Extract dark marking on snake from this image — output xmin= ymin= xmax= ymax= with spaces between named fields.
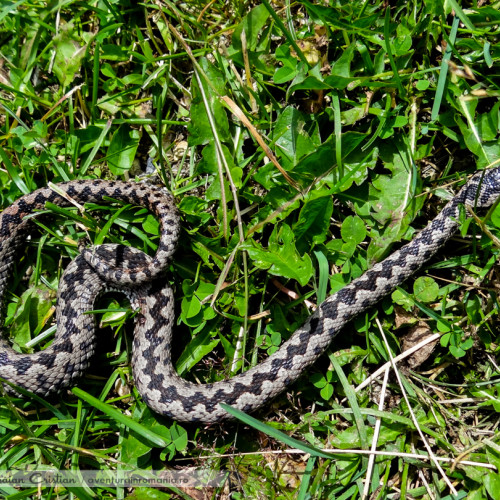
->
xmin=0 ymin=170 xmax=499 ymax=422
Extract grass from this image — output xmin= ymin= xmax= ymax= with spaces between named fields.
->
xmin=1 ymin=0 xmax=500 ymax=498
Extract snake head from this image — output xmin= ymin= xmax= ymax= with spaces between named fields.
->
xmin=465 ymin=167 xmax=500 ymax=208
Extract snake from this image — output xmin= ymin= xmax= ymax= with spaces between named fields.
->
xmin=0 ymin=169 xmax=499 ymax=423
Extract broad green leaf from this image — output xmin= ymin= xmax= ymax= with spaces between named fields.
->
xmin=142 ymin=214 xmax=160 ymax=235
xmin=369 ymin=167 xmax=411 ymax=225
xmin=273 ymin=107 xmax=320 ymax=169
xmin=391 ymin=24 xmax=412 ymax=56
xmin=100 ymin=44 xmax=130 ymax=61
xmin=72 ymin=126 xmax=106 ymax=154
xmin=106 ymin=124 xmax=140 ymax=174
xmin=121 ymin=428 xmax=154 ymax=464
xmin=53 ymin=24 xmax=88 ymax=87
xmin=181 ymin=294 xmax=202 ymax=321
xmin=365 ymin=145 xmax=422 ymax=263
xmin=413 ymin=277 xmax=439 ymax=303
xmin=169 ymin=423 xmax=188 ymax=452
xmin=484 ymin=472 xmax=500 ymax=500
xmin=187 ymin=59 xmax=230 ymax=146
xmin=490 ymin=203 xmax=500 ymax=230
xmin=293 ymin=142 xmax=336 ymax=179
xmin=274 ymin=45 xmax=298 ymax=84
xmin=243 ymin=224 xmax=314 ymax=286
xmin=341 ymin=216 xmax=366 ymax=245
xmin=293 ymin=132 xmax=368 ymax=187
xmin=197 ymin=143 xmax=242 ymax=200
xmin=476 ymin=101 xmax=500 ymax=141
xmin=391 ymin=289 xmax=414 ymax=310
xmin=10 ymin=285 xmax=55 ymax=348
xmin=320 ymin=384 xmax=334 ymax=400
xmin=294 ymin=195 xmax=333 ymax=245
xmin=176 ymin=324 xmax=220 ymax=375
xmin=310 ymin=373 xmax=327 ymax=389
xmin=228 ymin=3 xmax=270 ymax=52
xmin=330 ymin=43 xmax=355 ymax=78
xmin=289 ymin=73 xmax=333 ymax=93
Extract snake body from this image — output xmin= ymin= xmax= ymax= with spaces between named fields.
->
xmin=0 ymin=170 xmax=499 ymax=423
xmin=0 ymin=181 xmax=179 ymax=395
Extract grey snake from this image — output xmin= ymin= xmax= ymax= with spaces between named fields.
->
xmin=0 ymin=169 xmax=499 ymax=423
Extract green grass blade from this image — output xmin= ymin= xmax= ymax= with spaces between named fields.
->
xmin=260 ymin=0 xmax=309 ymax=66
xmin=431 ymin=16 xmax=460 ymax=121
xmin=383 ymin=7 xmax=405 ymax=97
xmin=220 ymin=404 xmax=342 ymax=459
xmin=446 ymin=0 xmax=475 ymax=31
xmin=72 ymin=388 xmax=169 ymax=448
xmin=79 ymin=120 xmax=112 ymax=175
xmin=0 ymin=145 xmax=30 ymax=194
xmin=314 ymin=250 xmax=329 ymax=304
xmin=297 ymin=456 xmax=316 ymax=500
xmin=329 ymin=353 xmax=368 ymax=451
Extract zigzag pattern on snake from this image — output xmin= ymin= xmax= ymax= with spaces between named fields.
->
xmin=0 ymin=170 xmax=499 ymax=423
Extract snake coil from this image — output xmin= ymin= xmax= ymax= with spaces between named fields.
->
xmin=0 ymin=170 xmax=499 ymax=423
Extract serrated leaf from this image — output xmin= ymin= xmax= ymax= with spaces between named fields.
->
xmin=366 ymin=146 xmax=423 ymax=263
xmin=243 ymin=224 xmax=314 ymax=286
xmin=53 ymin=24 xmax=87 ymax=87
xmin=370 ymin=165 xmax=411 ymax=225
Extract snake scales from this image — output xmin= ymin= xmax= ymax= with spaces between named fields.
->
xmin=0 ymin=169 xmax=499 ymax=423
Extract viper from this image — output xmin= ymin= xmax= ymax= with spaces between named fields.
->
xmin=0 ymin=169 xmax=499 ymax=423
